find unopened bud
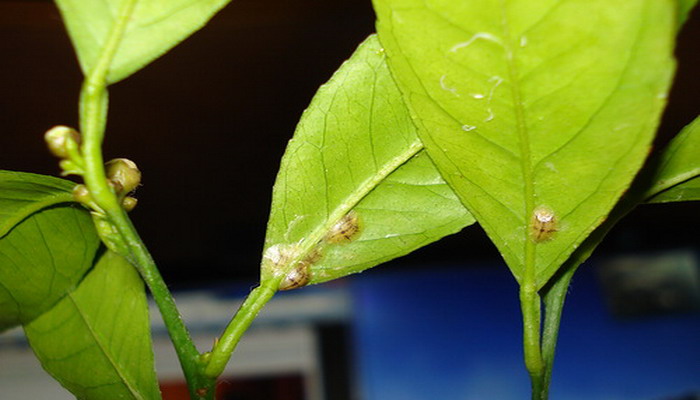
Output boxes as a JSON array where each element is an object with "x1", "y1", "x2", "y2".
[
  {"x1": 122, "y1": 196, "x2": 138, "y2": 212},
  {"x1": 105, "y1": 158, "x2": 141, "y2": 194},
  {"x1": 45, "y1": 125, "x2": 80, "y2": 159},
  {"x1": 72, "y1": 184, "x2": 94, "y2": 207}
]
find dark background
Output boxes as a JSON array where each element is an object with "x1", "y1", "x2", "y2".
[{"x1": 1, "y1": 0, "x2": 698, "y2": 287}]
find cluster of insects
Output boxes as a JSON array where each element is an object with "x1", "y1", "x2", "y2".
[{"x1": 266, "y1": 211, "x2": 362, "y2": 291}]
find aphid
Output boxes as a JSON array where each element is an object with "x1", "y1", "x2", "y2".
[
  {"x1": 530, "y1": 206, "x2": 558, "y2": 242},
  {"x1": 324, "y1": 211, "x2": 361, "y2": 244}
]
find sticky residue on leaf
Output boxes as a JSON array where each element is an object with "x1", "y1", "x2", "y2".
[
  {"x1": 530, "y1": 206, "x2": 558, "y2": 243},
  {"x1": 324, "y1": 211, "x2": 362, "y2": 244}
]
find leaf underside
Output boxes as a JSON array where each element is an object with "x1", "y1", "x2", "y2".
[
  {"x1": 55, "y1": 0, "x2": 232, "y2": 83},
  {"x1": 262, "y1": 35, "x2": 474, "y2": 287},
  {"x1": 24, "y1": 250, "x2": 161, "y2": 400},
  {"x1": 0, "y1": 171, "x2": 99, "y2": 331},
  {"x1": 645, "y1": 116, "x2": 700, "y2": 203},
  {"x1": 374, "y1": 0, "x2": 676, "y2": 287}
]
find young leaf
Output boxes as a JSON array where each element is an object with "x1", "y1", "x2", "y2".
[
  {"x1": 374, "y1": 0, "x2": 676, "y2": 288},
  {"x1": 55, "y1": 0, "x2": 232, "y2": 84},
  {"x1": 261, "y1": 35, "x2": 474, "y2": 289},
  {"x1": 24, "y1": 250, "x2": 161, "y2": 400},
  {"x1": 645, "y1": 116, "x2": 700, "y2": 203},
  {"x1": 0, "y1": 171, "x2": 100, "y2": 331}
]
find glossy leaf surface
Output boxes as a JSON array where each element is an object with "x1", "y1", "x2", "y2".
[
  {"x1": 25, "y1": 250, "x2": 160, "y2": 400},
  {"x1": 374, "y1": 0, "x2": 676, "y2": 287},
  {"x1": 646, "y1": 116, "x2": 700, "y2": 203},
  {"x1": 262, "y1": 35, "x2": 474, "y2": 287},
  {"x1": 0, "y1": 171, "x2": 99, "y2": 331},
  {"x1": 55, "y1": 0, "x2": 231, "y2": 83}
]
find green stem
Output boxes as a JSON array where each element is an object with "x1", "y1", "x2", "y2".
[
  {"x1": 76, "y1": 1, "x2": 213, "y2": 398},
  {"x1": 540, "y1": 264, "x2": 577, "y2": 399},
  {"x1": 110, "y1": 210, "x2": 215, "y2": 399},
  {"x1": 204, "y1": 283, "x2": 277, "y2": 378},
  {"x1": 520, "y1": 283, "x2": 545, "y2": 399}
]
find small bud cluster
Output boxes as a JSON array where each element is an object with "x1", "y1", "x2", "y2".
[
  {"x1": 44, "y1": 125, "x2": 141, "y2": 213},
  {"x1": 105, "y1": 158, "x2": 141, "y2": 211}
]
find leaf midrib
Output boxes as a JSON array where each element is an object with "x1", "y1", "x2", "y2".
[
  {"x1": 279, "y1": 139, "x2": 425, "y2": 279},
  {"x1": 499, "y1": 1, "x2": 537, "y2": 283}
]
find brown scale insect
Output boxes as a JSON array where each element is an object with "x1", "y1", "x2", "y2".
[
  {"x1": 278, "y1": 247, "x2": 323, "y2": 291},
  {"x1": 324, "y1": 211, "x2": 361, "y2": 244},
  {"x1": 279, "y1": 263, "x2": 311, "y2": 291},
  {"x1": 530, "y1": 206, "x2": 558, "y2": 242}
]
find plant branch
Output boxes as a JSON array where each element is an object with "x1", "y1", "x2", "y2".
[
  {"x1": 111, "y1": 211, "x2": 215, "y2": 399},
  {"x1": 76, "y1": 0, "x2": 213, "y2": 398}
]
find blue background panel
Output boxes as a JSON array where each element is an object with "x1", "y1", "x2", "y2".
[{"x1": 351, "y1": 265, "x2": 700, "y2": 400}]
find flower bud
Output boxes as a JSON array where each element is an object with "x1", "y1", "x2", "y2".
[
  {"x1": 45, "y1": 125, "x2": 80, "y2": 159},
  {"x1": 72, "y1": 184, "x2": 92, "y2": 205},
  {"x1": 122, "y1": 196, "x2": 138, "y2": 212},
  {"x1": 105, "y1": 158, "x2": 141, "y2": 194}
]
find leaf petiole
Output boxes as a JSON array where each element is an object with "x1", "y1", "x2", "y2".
[{"x1": 204, "y1": 282, "x2": 278, "y2": 378}]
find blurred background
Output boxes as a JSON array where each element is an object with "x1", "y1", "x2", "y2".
[{"x1": 0, "y1": 1, "x2": 698, "y2": 399}]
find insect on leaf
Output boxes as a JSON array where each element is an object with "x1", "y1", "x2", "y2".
[
  {"x1": 261, "y1": 35, "x2": 474, "y2": 289},
  {"x1": 374, "y1": 0, "x2": 677, "y2": 288}
]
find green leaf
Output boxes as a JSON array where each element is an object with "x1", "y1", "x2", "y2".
[
  {"x1": 677, "y1": 0, "x2": 698, "y2": 28},
  {"x1": 24, "y1": 250, "x2": 161, "y2": 400},
  {"x1": 645, "y1": 116, "x2": 700, "y2": 203},
  {"x1": 55, "y1": 0, "x2": 232, "y2": 84},
  {"x1": 0, "y1": 171, "x2": 100, "y2": 331},
  {"x1": 261, "y1": 35, "x2": 474, "y2": 288},
  {"x1": 0, "y1": 171, "x2": 75, "y2": 237},
  {"x1": 374, "y1": 0, "x2": 676, "y2": 288},
  {"x1": 647, "y1": 176, "x2": 700, "y2": 202}
]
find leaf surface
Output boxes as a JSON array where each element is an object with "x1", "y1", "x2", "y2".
[
  {"x1": 55, "y1": 0, "x2": 232, "y2": 83},
  {"x1": 262, "y1": 35, "x2": 474, "y2": 287},
  {"x1": 647, "y1": 177, "x2": 700, "y2": 203},
  {"x1": 24, "y1": 250, "x2": 161, "y2": 400},
  {"x1": 374, "y1": 0, "x2": 676, "y2": 287},
  {"x1": 0, "y1": 171, "x2": 100, "y2": 331},
  {"x1": 0, "y1": 171, "x2": 75, "y2": 236},
  {"x1": 678, "y1": 0, "x2": 698, "y2": 28},
  {"x1": 645, "y1": 116, "x2": 700, "y2": 203}
]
